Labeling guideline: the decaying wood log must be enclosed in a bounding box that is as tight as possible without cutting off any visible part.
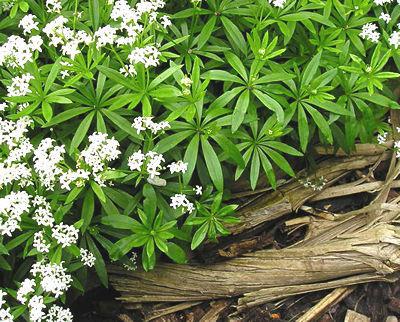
[230,153,390,235]
[110,224,400,306]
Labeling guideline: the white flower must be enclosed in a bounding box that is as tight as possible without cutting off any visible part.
[17,278,35,304]
[46,0,62,12]
[0,36,39,69]
[0,307,13,322]
[33,231,50,253]
[170,194,194,213]
[379,12,391,23]
[28,295,45,322]
[33,199,55,227]
[145,151,165,178]
[33,138,66,190]
[131,116,170,134]
[0,289,6,307]
[94,25,117,48]
[128,45,161,68]
[59,169,91,190]
[0,191,31,237]
[269,0,286,8]
[160,15,171,28]
[46,305,74,322]
[19,14,39,35]
[194,185,202,195]
[360,23,380,43]
[7,73,34,97]
[80,248,96,267]
[377,132,387,144]
[389,31,400,49]
[31,261,72,298]
[128,150,145,171]
[52,223,79,247]
[167,160,188,174]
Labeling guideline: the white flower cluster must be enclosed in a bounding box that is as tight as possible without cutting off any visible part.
[33,231,50,253]
[360,23,380,43]
[268,0,287,8]
[52,223,79,248]
[60,132,120,189]
[28,295,46,322]
[170,193,194,213]
[43,16,92,59]
[128,150,165,178]
[46,305,73,322]
[31,261,73,298]
[361,1,400,48]
[19,14,39,35]
[17,278,35,304]
[33,138,66,190]
[0,191,31,236]
[167,160,188,174]
[0,290,13,322]
[16,263,73,321]
[32,196,55,227]
[0,35,42,69]
[7,73,34,97]
[128,45,162,68]
[80,248,96,267]
[132,116,170,134]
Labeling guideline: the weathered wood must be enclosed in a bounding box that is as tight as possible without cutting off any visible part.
[110,225,400,304]
[296,287,355,322]
[230,154,390,235]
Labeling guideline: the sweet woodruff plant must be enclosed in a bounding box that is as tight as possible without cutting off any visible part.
[0,0,400,320]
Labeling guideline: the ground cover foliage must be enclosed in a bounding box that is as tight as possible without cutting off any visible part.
[0,0,400,320]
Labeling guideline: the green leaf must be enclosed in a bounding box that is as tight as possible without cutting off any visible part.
[149,64,182,90]
[221,16,247,55]
[154,130,193,154]
[101,215,142,231]
[89,0,100,30]
[304,103,333,144]
[212,132,245,168]
[253,89,284,123]
[264,148,295,177]
[264,141,303,156]
[197,16,216,49]
[43,107,92,127]
[42,101,53,121]
[165,242,187,263]
[250,149,260,190]
[307,99,352,116]
[183,134,200,184]
[96,66,139,90]
[44,59,61,93]
[232,90,250,132]
[69,111,95,155]
[202,70,244,84]
[87,235,108,287]
[191,222,209,250]
[225,52,248,81]
[102,109,141,142]
[298,105,309,152]
[302,51,322,87]
[90,181,106,203]
[81,189,94,233]
[201,137,223,191]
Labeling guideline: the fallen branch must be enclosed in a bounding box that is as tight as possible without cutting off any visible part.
[109,225,400,305]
